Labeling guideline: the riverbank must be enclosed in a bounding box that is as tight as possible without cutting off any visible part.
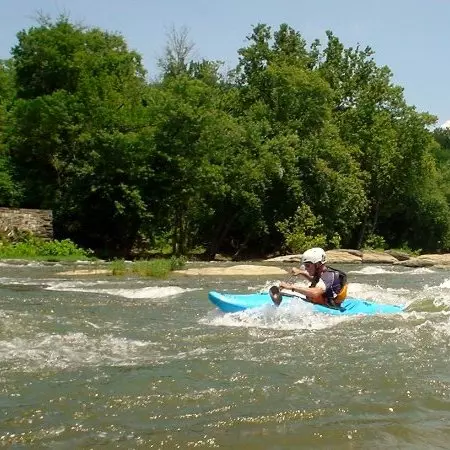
[174,249,450,276]
[264,249,450,268]
[2,248,450,277]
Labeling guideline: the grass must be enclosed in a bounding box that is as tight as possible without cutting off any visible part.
[0,233,187,277]
[110,259,127,275]
[110,257,186,278]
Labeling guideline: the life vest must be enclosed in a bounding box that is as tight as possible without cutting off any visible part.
[309,266,348,307]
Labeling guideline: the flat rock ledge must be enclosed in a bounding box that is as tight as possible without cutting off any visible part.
[174,264,288,276]
[266,250,450,268]
[54,251,450,277]
[175,251,450,276]
[56,269,111,276]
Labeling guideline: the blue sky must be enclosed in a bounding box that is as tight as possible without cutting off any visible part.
[1,0,449,126]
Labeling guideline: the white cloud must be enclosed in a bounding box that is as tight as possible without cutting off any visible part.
[441,120,450,129]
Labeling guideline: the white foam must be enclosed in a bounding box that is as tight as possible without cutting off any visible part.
[403,313,450,340]
[408,267,435,274]
[45,281,198,299]
[421,291,450,310]
[0,333,157,371]
[0,261,39,267]
[99,286,197,299]
[419,280,450,308]
[201,300,348,331]
[436,278,450,289]
[348,266,394,275]
[349,266,434,275]
[348,283,409,305]
[0,277,104,286]
[431,318,450,334]
[294,376,316,385]
[46,280,109,289]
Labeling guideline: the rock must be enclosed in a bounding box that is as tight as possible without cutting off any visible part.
[266,250,450,267]
[213,253,232,261]
[393,258,435,268]
[384,249,411,261]
[265,254,302,263]
[334,249,364,257]
[266,250,364,264]
[267,250,363,264]
[57,269,111,275]
[326,250,362,264]
[174,264,288,276]
[394,253,450,267]
[416,254,450,265]
[362,250,398,264]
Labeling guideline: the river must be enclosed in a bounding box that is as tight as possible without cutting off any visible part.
[0,261,449,448]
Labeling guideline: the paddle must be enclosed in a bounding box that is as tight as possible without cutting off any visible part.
[269,275,296,306]
[269,285,283,306]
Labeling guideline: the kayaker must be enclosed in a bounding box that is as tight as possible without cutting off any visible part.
[278,247,348,307]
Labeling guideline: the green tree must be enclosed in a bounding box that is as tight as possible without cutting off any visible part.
[233,24,368,250]
[9,16,151,255]
[314,31,448,249]
[146,76,273,257]
[0,60,20,205]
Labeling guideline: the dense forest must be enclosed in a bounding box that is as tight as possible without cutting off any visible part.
[0,16,450,259]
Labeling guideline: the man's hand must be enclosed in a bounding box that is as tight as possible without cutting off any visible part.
[291,267,309,277]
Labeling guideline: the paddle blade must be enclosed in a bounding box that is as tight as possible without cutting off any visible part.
[269,286,282,306]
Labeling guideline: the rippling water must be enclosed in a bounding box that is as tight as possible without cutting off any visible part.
[0,262,449,448]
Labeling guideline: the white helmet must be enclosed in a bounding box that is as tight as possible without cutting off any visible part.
[302,247,326,264]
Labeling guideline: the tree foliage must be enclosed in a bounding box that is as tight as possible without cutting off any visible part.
[1,17,449,257]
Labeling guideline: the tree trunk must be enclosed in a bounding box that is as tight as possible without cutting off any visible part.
[232,233,251,261]
[206,211,238,260]
[172,209,183,256]
[371,198,381,235]
[356,214,369,249]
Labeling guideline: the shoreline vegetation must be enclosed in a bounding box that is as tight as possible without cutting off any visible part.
[0,234,187,277]
[1,17,450,262]
[1,237,450,277]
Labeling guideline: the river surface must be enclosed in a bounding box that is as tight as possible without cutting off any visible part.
[0,261,449,449]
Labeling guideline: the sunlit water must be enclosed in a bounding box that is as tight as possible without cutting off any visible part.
[0,262,449,448]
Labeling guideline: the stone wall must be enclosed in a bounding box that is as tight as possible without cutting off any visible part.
[0,208,53,239]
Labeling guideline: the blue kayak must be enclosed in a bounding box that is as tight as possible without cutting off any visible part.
[208,291,404,316]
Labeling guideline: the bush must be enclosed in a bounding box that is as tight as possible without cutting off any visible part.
[362,233,387,250]
[0,233,93,260]
[277,204,328,253]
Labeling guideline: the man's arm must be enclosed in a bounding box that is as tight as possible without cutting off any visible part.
[279,282,325,298]
[291,267,314,282]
